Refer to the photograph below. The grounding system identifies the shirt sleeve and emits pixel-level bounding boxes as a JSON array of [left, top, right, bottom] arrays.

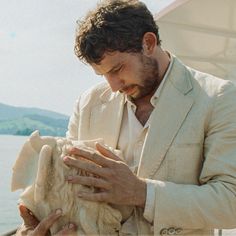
[[143, 179, 156, 223]]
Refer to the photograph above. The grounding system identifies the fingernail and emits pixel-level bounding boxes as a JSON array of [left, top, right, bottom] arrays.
[[55, 209, 62, 215], [67, 175, 73, 181], [23, 208, 34, 216], [68, 148, 73, 154], [63, 156, 69, 162], [28, 210, 34, 216], [69, 223, 74, 229], [70, 147, 77, 153], [99, 142, 108, 148]]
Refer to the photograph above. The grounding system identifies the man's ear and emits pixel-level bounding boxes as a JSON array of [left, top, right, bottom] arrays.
[[142, 32, 157, 56]]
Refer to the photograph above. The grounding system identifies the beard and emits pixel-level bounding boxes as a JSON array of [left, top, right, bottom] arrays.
[[130, 54, 161, 100]]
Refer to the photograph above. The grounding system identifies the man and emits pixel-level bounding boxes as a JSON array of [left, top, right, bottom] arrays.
[[18, 0, 236, 235]]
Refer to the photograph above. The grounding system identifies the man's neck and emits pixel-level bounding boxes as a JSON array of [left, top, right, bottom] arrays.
[[133, 50, 171, 125], [132, 93, 155, 126]]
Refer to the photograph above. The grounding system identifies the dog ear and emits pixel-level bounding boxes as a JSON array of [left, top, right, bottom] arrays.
[[11, 131, 56, 191], [30, 130, 56, 153], [34, 145, 53, 202], [11, 139, 39, 191]]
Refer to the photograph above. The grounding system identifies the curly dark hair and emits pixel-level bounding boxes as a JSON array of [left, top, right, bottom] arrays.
[[74, 0, 161, 64]]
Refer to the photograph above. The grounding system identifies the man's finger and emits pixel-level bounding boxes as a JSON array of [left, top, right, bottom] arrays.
[[34, 209, 62, 235], [54, 223, 77, 236], [68, 147, 113, 167], [96, 143, 121, 161], [67, 175, 111, 189], [77, 191, 109, 202], [19, 205, 39, 228], [63, 156, 109, 177]]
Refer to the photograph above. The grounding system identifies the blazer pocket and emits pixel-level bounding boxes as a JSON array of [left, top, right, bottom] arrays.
[[166, 144, 203, 185]]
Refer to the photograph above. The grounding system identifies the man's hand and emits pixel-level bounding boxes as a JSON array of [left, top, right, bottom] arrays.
[[17, 205, 77, 236], [64, 143, 147, 207]]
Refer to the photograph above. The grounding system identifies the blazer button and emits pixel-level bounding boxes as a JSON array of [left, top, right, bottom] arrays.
[[167, 227, 176, 235], [150, 226, 154, 232], [160, 228, 168, 235], [176, 228, 183, 234]]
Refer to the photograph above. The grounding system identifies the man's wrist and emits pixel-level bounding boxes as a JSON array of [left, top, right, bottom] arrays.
[[134, 178, 147, 208]]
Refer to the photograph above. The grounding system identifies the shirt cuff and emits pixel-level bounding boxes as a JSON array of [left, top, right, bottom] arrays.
[[143, 179, 156, 223]]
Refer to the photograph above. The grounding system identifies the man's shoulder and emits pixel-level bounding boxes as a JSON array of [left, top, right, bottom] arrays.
[[186, 65, 235, 97], [83, 81, 111, 97], [78, 82, 120, 109], [170, 56, 234, 98]]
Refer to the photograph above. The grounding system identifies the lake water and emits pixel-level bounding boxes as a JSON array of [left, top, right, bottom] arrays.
[[0, 135, 27, 233]]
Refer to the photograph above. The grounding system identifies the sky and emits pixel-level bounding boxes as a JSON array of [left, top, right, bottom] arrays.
[[0, 0, 174, 116]]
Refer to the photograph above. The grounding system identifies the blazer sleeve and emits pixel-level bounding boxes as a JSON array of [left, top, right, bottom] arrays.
[[66, 96, 81, 140], [149, 81, 236, 230]]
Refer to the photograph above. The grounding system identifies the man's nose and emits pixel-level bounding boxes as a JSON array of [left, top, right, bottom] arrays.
[[105, 75, 124, 92]]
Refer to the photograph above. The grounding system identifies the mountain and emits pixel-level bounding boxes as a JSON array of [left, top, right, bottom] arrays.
[[0, 103, 67, 120], [0, 103, 69, 136]]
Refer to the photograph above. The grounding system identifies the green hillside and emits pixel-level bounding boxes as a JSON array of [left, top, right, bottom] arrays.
[[0, 103, 67, 120], [0, 103, 69, 136]]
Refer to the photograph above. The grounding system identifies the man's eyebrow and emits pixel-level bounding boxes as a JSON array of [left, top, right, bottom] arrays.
[[107, 63, 122, 73], [97, 63, 122, 76]]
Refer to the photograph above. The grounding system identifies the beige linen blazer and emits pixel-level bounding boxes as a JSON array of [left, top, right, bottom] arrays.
[[67, 56, 236, 236]]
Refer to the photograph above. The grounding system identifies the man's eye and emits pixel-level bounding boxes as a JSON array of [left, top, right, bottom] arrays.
[[112, 66, 122, 74]]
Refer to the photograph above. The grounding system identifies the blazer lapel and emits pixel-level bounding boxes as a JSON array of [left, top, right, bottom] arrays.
[[137, 58, 194, 178], [89, 89, 125, 148]]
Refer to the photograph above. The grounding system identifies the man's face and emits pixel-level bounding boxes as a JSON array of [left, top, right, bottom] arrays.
[[91, 51, 161, 100]]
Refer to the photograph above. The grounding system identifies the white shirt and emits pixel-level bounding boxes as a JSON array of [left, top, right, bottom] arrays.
[[117, 54, 174, 223]]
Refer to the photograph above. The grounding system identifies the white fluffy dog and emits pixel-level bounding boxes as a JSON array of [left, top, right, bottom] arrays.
[[11, 131, 122, 235]]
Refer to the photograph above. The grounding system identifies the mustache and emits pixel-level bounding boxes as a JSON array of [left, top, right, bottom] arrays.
[[119, 85, 136, 93]]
